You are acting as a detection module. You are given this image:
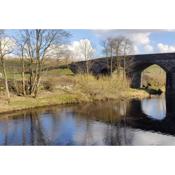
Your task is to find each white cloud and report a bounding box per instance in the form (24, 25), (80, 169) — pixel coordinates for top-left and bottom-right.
(144, 44), (154, 53)
(129, 33), (155, 53)
(68, 39), (95, 61)
(45, 40), (96, 60)
(93, 30), (154, 54)
(128, 33), (155, 53)
(157, 43), (175, 53)
(68, 41), (84, 60)
(129, 33), (150, 45)
(133, 45), (139, 54)
(93, 30), (151, 44)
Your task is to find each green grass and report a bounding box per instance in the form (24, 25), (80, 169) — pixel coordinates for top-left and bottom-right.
(0, 58), (73, 80)
(45, 68), (74, 76)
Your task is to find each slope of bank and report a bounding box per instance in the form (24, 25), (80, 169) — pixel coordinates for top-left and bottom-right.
(0, 88), (149, 114)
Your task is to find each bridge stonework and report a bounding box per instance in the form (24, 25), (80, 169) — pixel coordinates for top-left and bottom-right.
(69, 53), (175, 94)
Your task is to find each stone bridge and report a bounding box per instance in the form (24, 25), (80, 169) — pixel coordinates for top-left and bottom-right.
(69, 52), (175, 93)
(125, 95), (175, 136)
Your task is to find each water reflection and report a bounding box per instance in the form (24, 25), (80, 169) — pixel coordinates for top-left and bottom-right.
(141, 95), (166, 120)
(0, 95), (175, 145)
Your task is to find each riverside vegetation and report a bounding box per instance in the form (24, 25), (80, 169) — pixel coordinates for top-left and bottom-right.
(0, 66), (150, 114)
(3, 64), (167, 114)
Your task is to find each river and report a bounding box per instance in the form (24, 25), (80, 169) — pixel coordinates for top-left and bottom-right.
(0, 95), (175, 145)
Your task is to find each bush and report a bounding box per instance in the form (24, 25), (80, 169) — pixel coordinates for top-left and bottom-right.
(74, 74), (130, 99)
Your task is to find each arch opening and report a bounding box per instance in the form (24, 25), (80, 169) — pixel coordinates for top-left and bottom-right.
(141, 64), (166, 92)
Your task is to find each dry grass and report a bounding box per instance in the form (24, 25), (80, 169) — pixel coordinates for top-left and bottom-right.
(74, 74), (130, 100)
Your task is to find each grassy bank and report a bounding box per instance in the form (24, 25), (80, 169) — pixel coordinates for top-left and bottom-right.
(0, 74), (149, 114)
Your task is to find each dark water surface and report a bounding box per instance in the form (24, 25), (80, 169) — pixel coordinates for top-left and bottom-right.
(1, 95), (175, 145)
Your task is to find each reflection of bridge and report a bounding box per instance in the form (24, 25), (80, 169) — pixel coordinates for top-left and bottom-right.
(125, 95), (175, 136)
(70, 53), (175, 93)
(68, 95), (175, 137)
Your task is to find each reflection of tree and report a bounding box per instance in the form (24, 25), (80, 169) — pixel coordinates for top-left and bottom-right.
(4, 118), (8, 145)
(71, 101), (127, 123)
(48, 109), (62, 143)
(82, 119), (93, 145)
(103, 101), (132, 145)
(29, 111), (48, 145)
(2, 110), (54, 145)
(22, 113), (27, 145)
(0, 99), (139, 145)
(104, 125), (118, 145)
(69, 100), (132, 145)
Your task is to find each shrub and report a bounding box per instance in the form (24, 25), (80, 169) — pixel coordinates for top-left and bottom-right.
(74, 74), (130, 99)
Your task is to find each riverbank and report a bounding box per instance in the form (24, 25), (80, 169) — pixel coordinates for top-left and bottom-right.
(0, 87), (149, 115)
(0, 74), (151, 114)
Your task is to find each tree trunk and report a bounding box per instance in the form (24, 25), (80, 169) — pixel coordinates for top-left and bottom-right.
(28, 58), (34, 95)
(105, 51), (109, 73)
(34, 60), (42, 98)
(123, 56), (126, 81)
(33, 30), (41, 98)
(21, 55), (26, 96)
(34, 77), (40, 98)
(1, 58), (10, 102)
(86, 61), (89, 74)
(110, 48), (113, 76)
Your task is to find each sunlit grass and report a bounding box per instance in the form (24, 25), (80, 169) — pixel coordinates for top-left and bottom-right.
(142, 64), (166, 89)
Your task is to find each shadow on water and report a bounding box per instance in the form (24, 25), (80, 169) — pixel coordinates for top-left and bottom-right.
(1, 94), (175, 145)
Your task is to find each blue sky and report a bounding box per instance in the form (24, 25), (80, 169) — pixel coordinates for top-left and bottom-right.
(7, 29), (175, 57)
(66, 29), (175, 57)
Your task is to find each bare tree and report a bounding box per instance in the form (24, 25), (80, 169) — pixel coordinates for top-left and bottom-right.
(15, 33), (28, 95)
(112, 36), (125, 74)
(105, 38), (115, 76)
(52, 44), (72, 67)
(0, 30), (14, 102)
(18, 29), (70, 97)
(78, 39), (95, 74)
(120, 37), (133, 80)
(102, 36), (133, 77)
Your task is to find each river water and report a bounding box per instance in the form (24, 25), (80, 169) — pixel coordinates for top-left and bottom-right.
(0, 95), (175, 145)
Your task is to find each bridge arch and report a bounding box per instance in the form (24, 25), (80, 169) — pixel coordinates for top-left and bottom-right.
(129, 63), (168, 90)
(133, 64), (166, 88)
